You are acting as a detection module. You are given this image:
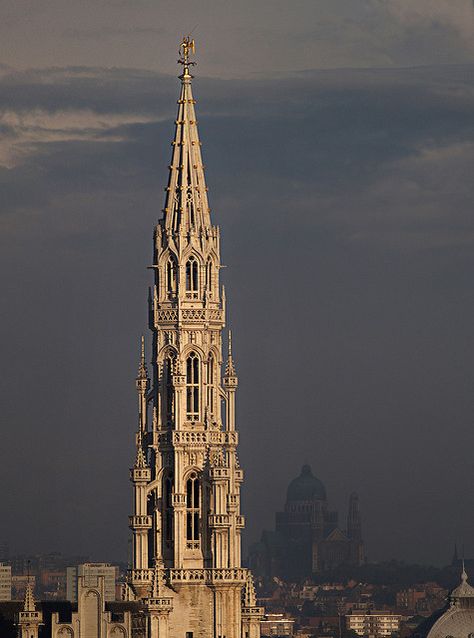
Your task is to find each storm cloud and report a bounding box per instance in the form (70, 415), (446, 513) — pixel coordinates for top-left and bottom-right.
(0, 58), (473, 565)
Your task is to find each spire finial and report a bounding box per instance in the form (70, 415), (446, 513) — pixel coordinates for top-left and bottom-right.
(135, 426), (148, 469)
(244, 571), (257, 607)
(462, 559), (468, 583)
(23, 575), (35, 612)
(178, 35), (196, 77)
(225, 330), (236, 377)
(137, 335), (148, 381)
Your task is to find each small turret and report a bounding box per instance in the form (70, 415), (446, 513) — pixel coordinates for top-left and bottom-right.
(136, 335), (149, 432)
(450, 562), (474, 606)
(224, 330), (238, 387)
(128, 338), (153, 597)
(137, 335), (148, 383)
(243, 572), (257, 608)
(134, 426), (148, 470)
(241, 571), (264, 638)
(17, 579), (43, 638)
(223, 331), (238, 432)
(145, 563), (173, 636)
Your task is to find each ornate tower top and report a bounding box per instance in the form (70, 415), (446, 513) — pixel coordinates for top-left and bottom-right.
(178, 35), (196, 76)
(23, 579), (36, 612)
(162, 36), (211, 234)
(18, 577), (43, 638)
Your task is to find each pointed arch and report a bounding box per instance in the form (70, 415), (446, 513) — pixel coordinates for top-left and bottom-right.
(207, 352), (215, 416)
(185, 255), (199, 298)
(163, 471), (174, 546)
(205, 257), (213, 292)
(185, 470), (200, 543)
(166, 255), (177, 297)
(186, 351), (200, 420)
(163, 350), (176, 426)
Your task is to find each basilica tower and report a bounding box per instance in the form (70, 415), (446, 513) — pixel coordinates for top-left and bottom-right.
(127, 38), (263, 638)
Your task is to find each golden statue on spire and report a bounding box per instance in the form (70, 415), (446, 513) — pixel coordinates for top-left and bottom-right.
(178, 35), (196, 68)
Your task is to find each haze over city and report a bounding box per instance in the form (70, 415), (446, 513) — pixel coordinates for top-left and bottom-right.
(1, 0), (474, 567)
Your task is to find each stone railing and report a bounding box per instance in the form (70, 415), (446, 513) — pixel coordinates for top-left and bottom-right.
(129, 515), (153, 529)
(169, 568), (247, 584)
(167, 431), (237, 446)
(155, 307), (224, 325)
(173, 431), (208, 445)
(208, 514), (230, 528)
(227, 494), (239, 510)
(147, 597), (173, 610)
(209, 467), (230, 480)
(242, 606), (265, 617)
(129, 568), (153, 583)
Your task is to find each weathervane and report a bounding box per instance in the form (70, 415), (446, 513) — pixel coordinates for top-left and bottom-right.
(178, 35), (196, 71)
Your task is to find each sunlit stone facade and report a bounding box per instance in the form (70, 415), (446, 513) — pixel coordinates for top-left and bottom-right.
(125, 38), (263, 638)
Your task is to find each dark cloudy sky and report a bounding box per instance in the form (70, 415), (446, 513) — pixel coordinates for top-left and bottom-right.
(1, 0), (474, 567)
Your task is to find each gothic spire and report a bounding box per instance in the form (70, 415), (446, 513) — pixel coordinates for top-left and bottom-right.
(23, 578), (36, 612)
(134, 426), (148, 469)
(225, 330), (237, 377)
(243, 572), (257, 607)
(162, 36), (211, 234)
(137, 335), (147, 380)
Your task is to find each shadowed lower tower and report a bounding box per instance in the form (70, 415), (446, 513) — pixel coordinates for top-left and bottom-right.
(126, 37), (263, 638)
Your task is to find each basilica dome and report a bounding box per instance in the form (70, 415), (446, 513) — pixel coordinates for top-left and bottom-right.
(287, 464), (327, 502)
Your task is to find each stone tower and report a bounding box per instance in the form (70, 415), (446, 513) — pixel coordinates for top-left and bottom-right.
(127, 37), (263, 638)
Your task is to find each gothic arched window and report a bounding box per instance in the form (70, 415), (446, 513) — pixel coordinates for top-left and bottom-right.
(186, 472), (200, 541)
(207, 354), (215, 416)
(164, 355), (175, 425)
(205, 259), (212, 292)
(166, 257), (176, 296)
(186, 352), (200, 420)
(164, 474), (173, 544)
(185, 256), (199, 297)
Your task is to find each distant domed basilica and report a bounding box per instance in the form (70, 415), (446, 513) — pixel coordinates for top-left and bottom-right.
(249, 465), (365, 581)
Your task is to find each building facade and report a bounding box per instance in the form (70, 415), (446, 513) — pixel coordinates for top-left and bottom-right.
(250, 465), (365, 581)
(0, 563), (12, 601)
(67, 564), (118, 602)
(346, 611), (401, 638)
(260, 614), (295, 638)
(124, 37), (263, 638)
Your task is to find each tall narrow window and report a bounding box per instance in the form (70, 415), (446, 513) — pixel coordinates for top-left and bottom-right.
(186, 352), (200, 420)
(205, 259), (212, 292)
(164, 475), (173, 544)
(147, 492), (156, 567)
(185, 256), (199, 296)
(207, 354), (215, 416)
(165, 355), (175, 425)
(166, 257), (176, 296)
(186, 473), (200, 542)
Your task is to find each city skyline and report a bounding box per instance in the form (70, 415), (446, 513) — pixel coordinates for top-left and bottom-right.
(1, 2), (474, 567)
